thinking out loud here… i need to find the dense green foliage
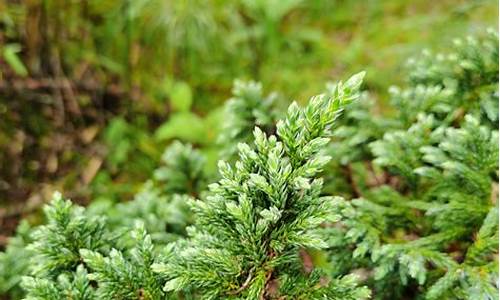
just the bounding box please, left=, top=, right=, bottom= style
left=0, top=221, right=32, bottom=299
left=12, top=140, right=209, bottom=299
left=1, top=29, right=498, bottom=299
left=2, top=73, right=374, bottom=299
left=152, top=72, right=368, bottom=299
left=0, top=1, right=498, bottom=299
left=0, top=0, right=496, bottom=210
left=325, top=30, right=499, bottom=300
left=217, top=80, right=280, bottom=159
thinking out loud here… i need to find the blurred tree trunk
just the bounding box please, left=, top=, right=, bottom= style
left=25, top=0, right=44, bottom=75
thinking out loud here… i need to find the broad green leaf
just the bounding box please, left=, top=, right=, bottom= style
left=155, top=112, right=205, bottom=144
left=170, top=82, right=193, bottom=112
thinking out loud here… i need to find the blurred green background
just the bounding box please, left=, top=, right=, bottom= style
left=0, top=0, right=497, bottom=237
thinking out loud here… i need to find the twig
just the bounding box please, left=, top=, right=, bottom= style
left=0, top=77, right=125, bottom=96
left=300, top=248, right=313, bottom=273
left=365, top=161, right=384, bottom=186
left=343, top=163, right=362, bottom=198
left=228, top=270, right=254, bottom=295
left=259, top=270, right=274, bottom=300
left=491, top=182, right=498, bottom=204
left=0, top=194, right=44, bottom=219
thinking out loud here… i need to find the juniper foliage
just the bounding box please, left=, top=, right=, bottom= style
left=3, top=141, right=206, bottom=299
left=326, top=31, right=499, bottom=300
left=407, top=29, right=499, bottom=127
left=20, top=194, right=166, bottom=300
left=154, top=141, right=207, bottom=197
left=0, top=31, right=498, bottom=300
left=75, top=142, right=209, bottom=299
left=0, top=221, right=32, bottom=298
left=97, top=141, right=206, bottom=246
left=21, top=193, right=109, bottom=299
left=218, top=80, right=279, bottom=159
left=80, top=223, right=164, bottom=300
left=152, top=72, right=370, bottom=299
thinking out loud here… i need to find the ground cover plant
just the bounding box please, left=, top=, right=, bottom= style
left=0, top=0, right=496, bottom=217
left=1, top=29, right=498, bottom=299
left=3, top=72, right=371, bottom=300
left=324, top=30, right=499, bottom=300
left=0, top=1, right=498, bottom=299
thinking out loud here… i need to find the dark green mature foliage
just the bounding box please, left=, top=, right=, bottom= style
left=326, top=31, right=499, bottom=300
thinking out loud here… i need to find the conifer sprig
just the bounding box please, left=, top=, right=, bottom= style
left=80, top=222, right=164, bottom=300
left=27, top=192, right=109, bottom=278
left=21, top=193, right=110, bottom=299
left=218, top=80, right=279, bottom=159
left=152, top=72, right=369, bottom=299
left=154, top=141, right=207, bottom=197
